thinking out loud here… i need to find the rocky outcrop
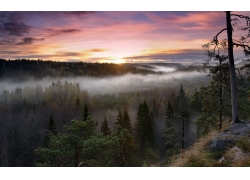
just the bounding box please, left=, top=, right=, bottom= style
left=218, top=146, right=250, bottom=163
left=207, top=123, right=250, bottom=151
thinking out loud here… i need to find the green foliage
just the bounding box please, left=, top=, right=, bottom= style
left=36, top=117, right=98, bottom=166
left=176, top=85, right=190, bottom=150
left=43, top=114, right=57, bottom=147
left=122, top=108, right=133, bottom=133
left=82, top=103, right=90, bottom=121
left=236, top=137, right=250, bottom=152
left=163, top=101, right=178, bottom=163
left=101, top=116, right=111, bottom=136
left=177, top=85, right=189, bottom=121
left=35, top=116, right=142, bottom=167
left=195, top=55, right=231, bottom=137
left=143, top=142, right=160, bottom=166
left=115, top=110, right=123, bottom=128
left=109, top=125, right=140, bottom=166
left=135, top=101, right=155, bottom=151
left=48, top=114, right=57, bottom=135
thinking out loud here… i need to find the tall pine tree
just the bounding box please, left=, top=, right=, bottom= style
left=162, top=101, right=177, bottom=162
left=176, top=85, right=189, bottom=157
left=135, top=101, right=154, bottom=150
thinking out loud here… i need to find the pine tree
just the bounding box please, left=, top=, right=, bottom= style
left=162, top=101, right=177, bottom=162
left=101, top=115, right=111, bottom=136
left=202, top=12, right=250, bottom=124
left=122, top=109, right=132, bottom=133
left=195, top=54, right=231, bottom=137
left=176, top=85, right=189, bottom=157
left=115, top=110, right=123, bottom=128
left=75, top=95, right=80, bottom=107
left=43, top=114, right=57, bottom=147
left=135, top=101, right=154, bottom=150
left=82, top=103, right=89, bottom=121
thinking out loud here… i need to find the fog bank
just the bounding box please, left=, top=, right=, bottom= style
left=0, top=70, right=209, bottom=95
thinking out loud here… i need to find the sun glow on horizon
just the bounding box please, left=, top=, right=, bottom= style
left=100, top=58, right=126, bottom=64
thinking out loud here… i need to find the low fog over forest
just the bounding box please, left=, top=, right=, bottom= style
left=0, top=59, right=213, bottom=166
left=1, top=59, right=250, bottom=167
left=0, top=69, right=208, bottom=95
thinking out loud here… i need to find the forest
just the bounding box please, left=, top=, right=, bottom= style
left=0, top=57, right=250, bottom=167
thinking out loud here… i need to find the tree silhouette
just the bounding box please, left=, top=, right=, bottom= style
left=176, top=85, right=189, bottom=158
left=203, top=11, right=250, bottom=125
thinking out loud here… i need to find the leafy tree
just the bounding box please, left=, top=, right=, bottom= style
left=101, top=115, right=111, bottom=136
left=82, top=103, right=89, bottom=121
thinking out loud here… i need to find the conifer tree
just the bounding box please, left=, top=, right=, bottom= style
left=75, top=95, right=80, bottom=107
left=101, top=115, right=111, bottom=136
left=195, top=54, right=231, bottom=137
left=176, top=85, right=189, bottom=156
left=122, top=109, right=132, bottom=133
left=115, top=110, right=123, bottom=128
left=135, top=101, right=154, bottom=150
left=43, top=114, right=57, bottom=147
left=82, top=103, right=89, bottom=121
left=162, top=101, right=177, bottom=162
left=203, top=12, right=250, bottom=124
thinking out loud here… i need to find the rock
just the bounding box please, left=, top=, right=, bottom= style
left=218, top=146, right=250, bottom=163
left=207, top=123, right=250, bottom=151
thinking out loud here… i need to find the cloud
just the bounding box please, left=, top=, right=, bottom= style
left=124, top=49, right=206, bottom=62
left=46, top=28, right=81, bottom=36
left=16, top=37, right=45, bottom=45
left=55, top=51, right=84, bottom=57
left=88, top=48, right=108, bottom=52
left=0, top=22, right=32, bottom=36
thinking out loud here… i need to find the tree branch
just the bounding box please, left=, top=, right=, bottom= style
left=233, top=42, right=250, bottom=49
left=231, top=14, right=250, bottom=26
left=213, top=28, right=228, bottom=45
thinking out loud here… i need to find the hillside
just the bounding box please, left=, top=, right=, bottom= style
left=169, top=122, right=250, bottom=167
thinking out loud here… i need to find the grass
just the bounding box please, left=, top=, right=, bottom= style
left=168, top=122, right=232, bottom=167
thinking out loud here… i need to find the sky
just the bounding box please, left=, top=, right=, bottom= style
left=1, top=11, right=250, bottom=63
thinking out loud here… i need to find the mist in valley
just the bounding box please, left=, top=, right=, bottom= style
left=0, top=63, right=212, bottom=166
left=0, top=65, right=210, bottom=95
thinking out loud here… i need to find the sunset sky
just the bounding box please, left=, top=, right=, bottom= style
left=1, top=11, right=250, bottom=63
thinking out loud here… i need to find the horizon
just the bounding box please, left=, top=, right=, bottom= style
left=1, top=11, right=250, bottom=64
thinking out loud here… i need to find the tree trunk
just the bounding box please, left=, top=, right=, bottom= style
left=226, top=11, right=239, bottom=125
left=182, top=116, right=184, bottom=159
left=219, top=58, right=223, bottom=131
